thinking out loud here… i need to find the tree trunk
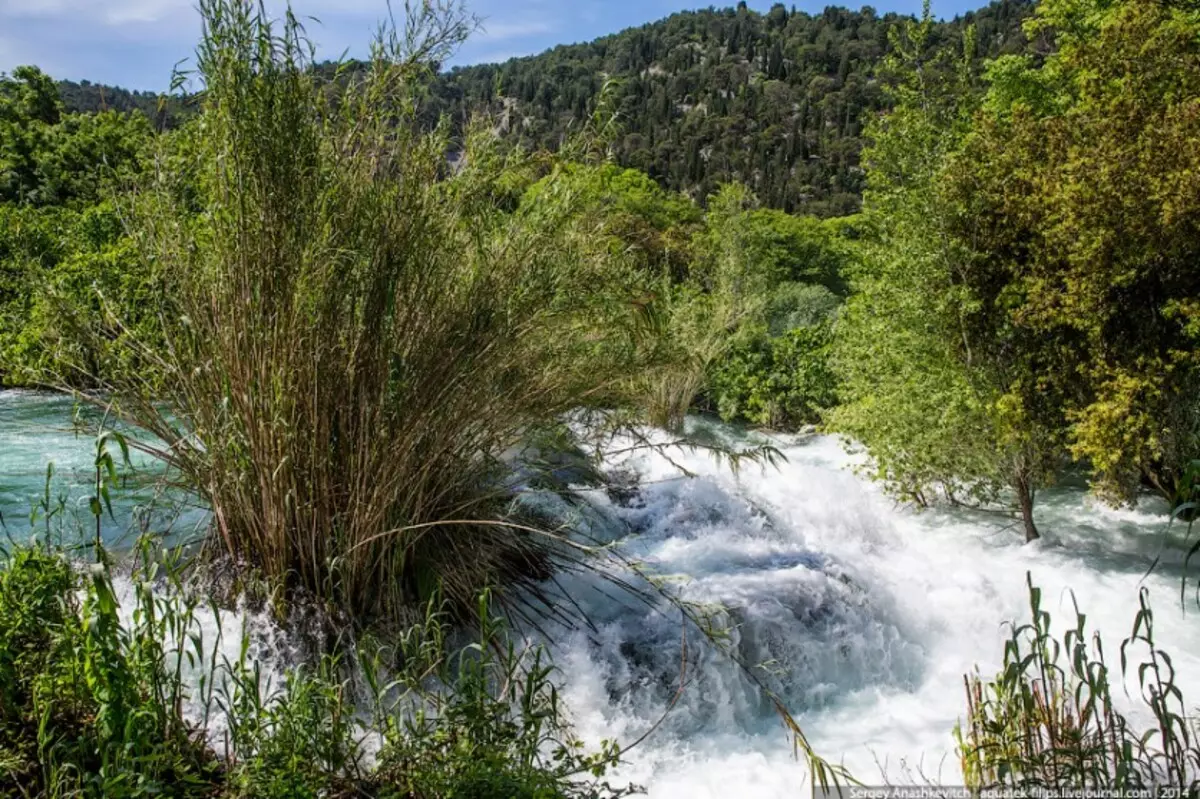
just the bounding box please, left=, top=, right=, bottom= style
left=1016, top=474, right=1039, bottom=542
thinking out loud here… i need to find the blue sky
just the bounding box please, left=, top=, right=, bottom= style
left=0, top=0, right=990, bottom=92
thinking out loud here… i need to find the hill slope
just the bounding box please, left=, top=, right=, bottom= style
left=421, top=0, right=1033, bottom=214
left=57, top=0, right=1033, bottom=214
left=56, top=79, right=190, bottom=130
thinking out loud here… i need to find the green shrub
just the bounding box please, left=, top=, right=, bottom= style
left=219, top=650, right=362, bottom=798
left=0, top=544, right=75, bottom=771
left=709, top=321, right=837, bottom=429
left=764, top=283, right=840, bottom=336
left=0, top=543, right=220, bottom=797
left=1, top=66, right=149, bottom=209
left=0, top=202, right=161, bottom=388
left=369, top=595, right=633, bottom=799
left=84, top=0, right=665, bottom=627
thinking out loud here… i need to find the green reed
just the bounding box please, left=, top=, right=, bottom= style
left=957, top=574, right=1200, bottom=791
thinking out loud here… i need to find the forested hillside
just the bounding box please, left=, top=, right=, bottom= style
left=56, top=78, right=191, bottom=130
left=426, top=0, right=1032, bottom=214
left=56, top=0, right=1033, bottom=214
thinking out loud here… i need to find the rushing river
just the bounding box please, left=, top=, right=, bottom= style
left=3, top=389, right=1200, bottom=797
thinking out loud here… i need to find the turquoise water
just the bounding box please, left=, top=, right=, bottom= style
left=0, top=390, right=208, bottom=550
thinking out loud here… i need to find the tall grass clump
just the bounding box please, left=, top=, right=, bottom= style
left=956, top=574, right=1200, bottom=790
left=93, top=0, right=663, bottom=627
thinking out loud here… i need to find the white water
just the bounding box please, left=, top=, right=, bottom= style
left=4, top=391, right=1200, bottom=795
left=538, top=421, right=1200, bottom=796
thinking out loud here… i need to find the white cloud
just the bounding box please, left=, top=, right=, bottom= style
left=0, top=0, right=560, bottom=39
left=0, top=0, right=570, bottom=84
left=0, top=0, right=509, bottom=32
left=0, top=0, right=62, bottom=16
left=0, top=0, right=191, bottom=25
left=106, top=0, right=191, bottom=24
left=476, top=18, right=555, bottom=42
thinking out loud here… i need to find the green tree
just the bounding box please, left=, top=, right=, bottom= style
left=699, top=197, right=853, bottom=428
left=0, top=202, right=160, bottom=387
left=943, top=0, right=1200, bottom=504
left=1, top=65, right=149, bottom=208
left=521, top=163, right=701, bottom=280
left=710, top=320, right=838, bottom=428
left=830, top=9, right=1061, bottom=540
left=0, top=65, right=156, bottom=389
left=0, top=66, right=62, bottom=203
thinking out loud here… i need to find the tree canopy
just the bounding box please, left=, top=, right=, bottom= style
left=944, top=0, right=1200, bottom=504
left=831, top=0, right=1200, bottom=538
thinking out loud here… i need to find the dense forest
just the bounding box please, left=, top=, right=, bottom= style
left=2, top=0, right=1200, bottom=792
left=422, top=0, right=1033, bottom=213
left=55, top=0, right=1034, bottom=214
left=56, top=78, right=189, bottom=130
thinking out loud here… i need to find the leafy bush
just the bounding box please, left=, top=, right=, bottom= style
left=84, top=0, right=669, bottom=627
left=683, top=188, right=848, bottom=430
left=764, top=282, right=841, bottom=336
left=0, top=66, right=149, bottom=209
left=0, top=545, right=77, bottom=782
left=369, top=595, right=633, bottom=799
left=709, top=321, right=837, bottom=428
left=0, top=202, right=161, bottom=388
left=0, top=544, right=220, bottom=796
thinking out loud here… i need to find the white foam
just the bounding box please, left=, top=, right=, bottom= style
left=547, top=424, right=1200, bottom=797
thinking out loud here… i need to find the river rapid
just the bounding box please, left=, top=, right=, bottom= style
left=3, top=389, right=1199, bottom=797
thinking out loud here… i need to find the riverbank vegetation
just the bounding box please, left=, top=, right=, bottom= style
left=831, top=0, right=1200, bottom=539
left=0, top=540, right=634, bottom=798
left=957, top=572, right=1200, bottom=792
left=6, top=0, right=1196, bottom=541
